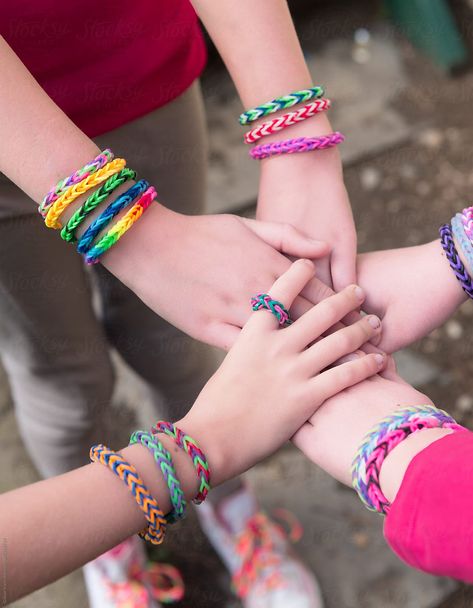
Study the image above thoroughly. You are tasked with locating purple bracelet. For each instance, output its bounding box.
[249,132,344,160]
[439,223,473,299]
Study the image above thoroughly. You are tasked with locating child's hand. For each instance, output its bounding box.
[357,240,468,353]
[292,364,433,490]
[178,259,385,485]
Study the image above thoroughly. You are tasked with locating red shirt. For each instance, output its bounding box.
[1,1,207,137]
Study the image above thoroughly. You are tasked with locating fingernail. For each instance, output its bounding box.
[375,353,385,367]
[354,286,365,301]
[367,315,381,329]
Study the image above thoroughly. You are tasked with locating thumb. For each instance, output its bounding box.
[242,217,330,259]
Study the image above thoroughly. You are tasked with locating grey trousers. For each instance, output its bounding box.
[0,81,219,478]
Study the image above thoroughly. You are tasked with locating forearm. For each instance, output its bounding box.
[0,36,99,203]
[1,415,221,602]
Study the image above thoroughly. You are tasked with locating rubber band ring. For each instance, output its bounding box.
[250,293,292,326]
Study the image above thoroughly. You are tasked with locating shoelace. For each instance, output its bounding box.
[232,509,303,599]
[105,560,185,606]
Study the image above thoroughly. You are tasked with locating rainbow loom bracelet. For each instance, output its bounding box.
[239,86,324,125]
[452,213,473,273]
[45,158,126,229]
[439,223,473,299]
[250,293,292,326]
[129,430,186,524]
[250,132,344,160]
[39,149,114,217]
[151,421,210,504]
[461,205,473,242]
[77,179,148,255]
[90,444,167,544]
[352,405,463,514]
[84,185,157,265]
[60,168,137,243]
[244,99,332,144]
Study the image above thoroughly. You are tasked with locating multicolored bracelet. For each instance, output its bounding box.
[250,132,344,160]
[352,405,463,515]
[129,430,186,524]
[84,186,157,265]
[44,158,126,229]
[60,168,137,243]
[90,444,167,544]
[451,213,473,274]
[461,205,473,242]
[77,179,148,255]
[439,223,473,299]
[239,86,324,125]
[151,421,210,504]
[244,99,331,144]
[250,293,292,326]
[39,149,114,217]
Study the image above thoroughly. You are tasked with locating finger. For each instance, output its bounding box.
[242,217,330,258]
[309,353,385,404]
[301,316,382,373]
[300,273,334,305]
[204,321,240,351]
[331,238,357,292]
[314,256,332,288]
[249,259,316,330]
[289,284,366,348]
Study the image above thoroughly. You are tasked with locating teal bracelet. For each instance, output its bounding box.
[129,430,186,524]
[239,86,325,125]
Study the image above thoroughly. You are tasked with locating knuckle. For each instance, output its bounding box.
[337,363,357,385]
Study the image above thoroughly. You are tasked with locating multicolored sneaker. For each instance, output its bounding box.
[83,536,184,607]
[195,488,324,608]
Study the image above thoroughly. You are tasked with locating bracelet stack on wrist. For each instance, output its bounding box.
[40,149,158,265]
[351,405,463,515]
[240,85,344,159]
[90,422,210,545]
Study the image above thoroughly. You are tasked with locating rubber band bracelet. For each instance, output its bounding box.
[39,149,114,217]
[351,405,463,515]
[250,293,292,326]
[60,168,136,243]
[84,186,157,265]
[89,444,167,544]
[439,223,473,299]
[151,422,210,504]
[129,430,186,524]
[452,214,473,274]
[239,86,325,125]
[45,158,126,229]
[244,99,331,144]
[461,205,473,242]
[77,179,148,255]
[250,132,344,160]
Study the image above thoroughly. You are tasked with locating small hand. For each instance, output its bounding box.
[103,205,334,349]
[179,259,385,484]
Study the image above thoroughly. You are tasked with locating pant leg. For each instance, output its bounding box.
[94,81,218,420]
[0,211,114,477]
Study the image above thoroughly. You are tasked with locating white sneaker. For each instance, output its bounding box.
[83,536,184,607]
[195,488,324,608]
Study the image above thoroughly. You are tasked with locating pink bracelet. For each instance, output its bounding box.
[249,132,344,160]
[244,99,331,144]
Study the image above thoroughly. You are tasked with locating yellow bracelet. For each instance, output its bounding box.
[44,158,126,229]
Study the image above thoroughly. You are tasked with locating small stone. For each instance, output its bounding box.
[445,319,463,340]
[418,128,443,149]
[456,394,473,413]
[360,167,381,191]
[416,181,431,196]
[387,199,400,213]
[400,164,416,180]
[351,531,369,549]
